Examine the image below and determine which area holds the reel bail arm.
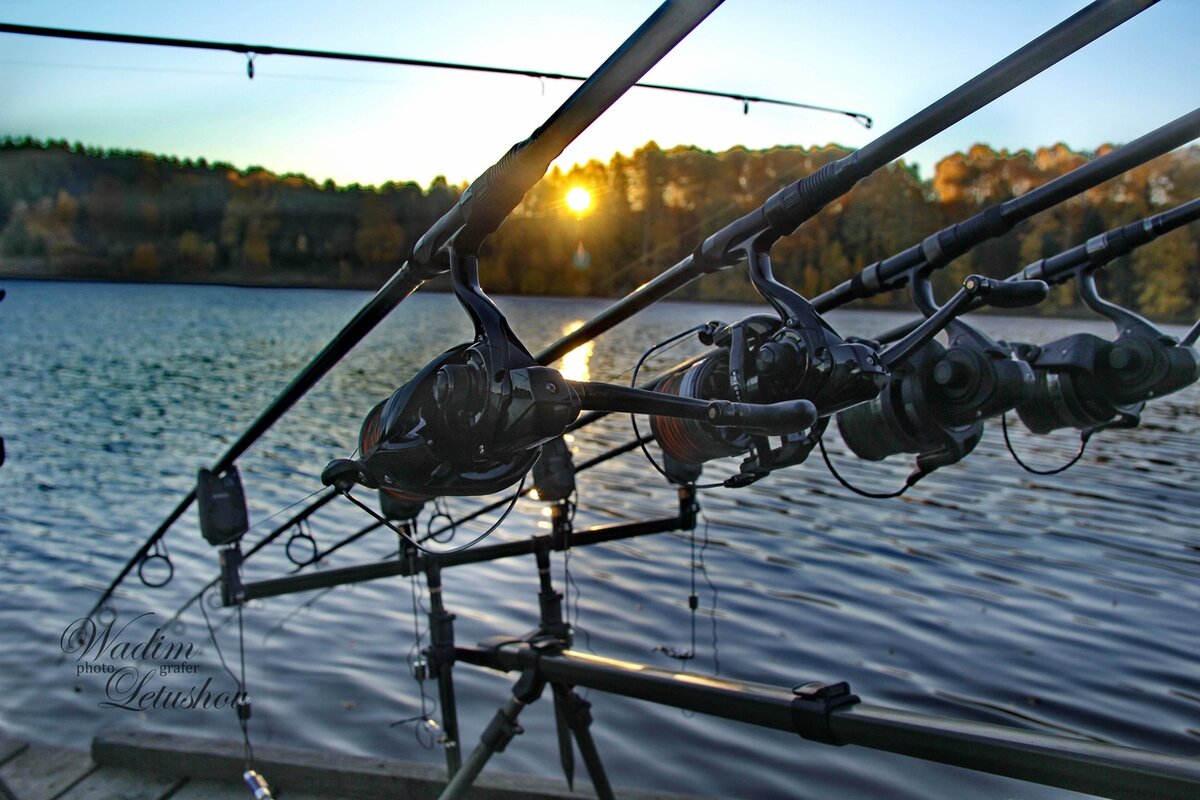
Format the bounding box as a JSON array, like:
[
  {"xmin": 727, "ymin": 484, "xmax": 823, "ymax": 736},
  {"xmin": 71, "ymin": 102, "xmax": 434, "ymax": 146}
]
[{"xmin": 879, "ymin": 273, "xmax": 1047, "ymax": 370}]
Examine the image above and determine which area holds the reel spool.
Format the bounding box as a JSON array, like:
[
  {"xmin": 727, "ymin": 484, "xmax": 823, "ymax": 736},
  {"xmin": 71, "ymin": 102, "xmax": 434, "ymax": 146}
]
[
  {"xmin": 650, "ymin": 353, "xmax": 753, "ymax": 466},
  {"xmin": 836, "ymin": 340, "xmax": 986, "ymax": 475},
  {"xmin": 836, "ymin": 272, "xmax": 1044, "ymax": 477}
]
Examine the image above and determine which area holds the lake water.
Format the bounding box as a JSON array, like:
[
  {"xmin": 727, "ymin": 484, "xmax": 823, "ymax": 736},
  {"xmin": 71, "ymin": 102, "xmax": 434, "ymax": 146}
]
[{"xmin": 1, "ymin": 280, "xmax": 1197, "ymax": 799}]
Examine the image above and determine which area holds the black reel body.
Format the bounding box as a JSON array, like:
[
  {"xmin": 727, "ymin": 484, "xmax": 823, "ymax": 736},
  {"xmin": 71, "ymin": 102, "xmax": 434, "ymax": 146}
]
[
  {"xmin": 837, "ymin": 340, "xmax": 985, "ymax": 474},
  {"xmin": 741, "ymin": 249, "xmax": 888, "ymax": 418},
  {"xmin": 1014, "ymin": 267, "xmax": 1199, "ymax": 434},
  {"xmin": 836, "ymin": 265, "xmax": 1042, "ymax": 476},
  {"xmin": 648, "ymin": 318, "xmax": 882, "ymax": 478},
  {"xmin": 1013, "ymin": 329, "xmax": 1196, "ymax": 433},
  {"xmin": 334, "ymin": 251, "xmax": 581, "ymax": 499},
  {"xmin": 355, "ymin": 347, "xmax": 555, "ymax": 499}
]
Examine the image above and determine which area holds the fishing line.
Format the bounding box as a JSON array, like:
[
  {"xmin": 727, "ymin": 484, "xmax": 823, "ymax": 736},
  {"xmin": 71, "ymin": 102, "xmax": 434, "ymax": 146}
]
[
  {"xmin": 161, "ymin": 490, "xmax": 336, "ymax": 632},
  {"xmin": 333, "ymin": 477, "xmax": 524, "ymax": 557},
  {"xmin": 235, "ymin": 605, "xmax": 255, "ymax": 769},
  {"xmin": 262, "ymin": 586, "xmax": 335, "ymax": 644},
  {"xmin": 697, "ymin": 510, "xmax": 720, "ymax": 677},
  {"xmin": 286, "ymin": 521, "xmax": 383, "ymax": 574},
  {"xmin": 392, "ymin": 552, "xmax": 441, "ymax": 749},
  {"xmin": 631, "ymin": 324, "xmax": 726, "ymax": 489},
  {"xmin": 0, "ymin": 58, "xmax": 244, "ymax": 79},
  {"xmin": 595, "ymin": 321, "xmax": 709, "ymax": 387},
  {"xmin": 1001, "ymin": 413, "xmax": 1087, "ymax": 475},
  {"xmin": 198, "ymin": 587, "xmax": 255, "ymax": 769},
  {"xmin": 246, "ymin": 486, "xmax": 328, "ymax": 537},
  {"xmin": 657, "ymin": 509, "xmax": 721, "ymax": 674},
  {"xmin": 560, "ymin": 496, "xmax": 594, "ymax": 655},
  {"xmin": 817, "ymin": 424, "xmax": 920, "ymax": 499},
  {"xmin": 655, "ymin": 525, "xmax": 698, "ymax": 666},
  {"xmin": 164, "ymin": 580, "xmax": 216, "ymax": 634}
]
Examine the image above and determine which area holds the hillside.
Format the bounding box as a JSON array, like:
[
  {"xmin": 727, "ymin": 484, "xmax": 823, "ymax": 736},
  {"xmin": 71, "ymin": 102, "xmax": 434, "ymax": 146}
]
[{"xmin": 2, "ymin": 136, "xmax": 1197, "ymax": 317}]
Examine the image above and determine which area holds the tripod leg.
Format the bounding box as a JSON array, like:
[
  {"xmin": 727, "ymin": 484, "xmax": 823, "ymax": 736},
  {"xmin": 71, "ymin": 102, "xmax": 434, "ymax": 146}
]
[
  {"xmin": 559, "ymin": 687, "xmax": 614, "ymax": 800},
  {"xmin": 438, "ymin": 696, "xmax": 527, "ymax": 800},
  {"xmin": 434, "ymin": 657, "xmax": 462, "ymax": 775},
  {"xmin": 438, "ymin": 667, "xmax": 547, "ymax": 800},
  {"xmin": 425, "ymin": 562, "xmax": 463, "ymax": 776},
  {"xmin": 552, "ymin": 683, "xmax": 576, "ymax": 789}
]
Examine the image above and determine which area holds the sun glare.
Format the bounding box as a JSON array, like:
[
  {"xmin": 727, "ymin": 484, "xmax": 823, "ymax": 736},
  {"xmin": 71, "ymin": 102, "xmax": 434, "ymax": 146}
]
[{"xmin": 565, "ymin": 186, "xmax": 592, "ymax": 214}]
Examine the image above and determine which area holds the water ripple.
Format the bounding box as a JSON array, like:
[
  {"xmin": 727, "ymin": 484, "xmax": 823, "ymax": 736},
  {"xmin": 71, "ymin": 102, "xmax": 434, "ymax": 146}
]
[{"xmin": 1, "ymin": 283, "xmax": 1197, "ymax": 799}]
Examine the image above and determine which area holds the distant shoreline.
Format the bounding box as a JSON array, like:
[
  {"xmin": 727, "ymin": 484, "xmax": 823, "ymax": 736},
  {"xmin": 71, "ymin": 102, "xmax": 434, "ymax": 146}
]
[
  {"xmin": 0, "ymin": 273, "xmax": 1138, "ymax": 325},
  {"xmin": 5, "ymin": 138, "xmax": 1197, "ymax": 323}
]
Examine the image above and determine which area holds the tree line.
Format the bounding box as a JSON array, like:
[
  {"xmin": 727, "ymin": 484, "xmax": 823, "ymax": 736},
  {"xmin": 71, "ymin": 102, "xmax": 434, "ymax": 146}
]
[{"xmin": 1, "ymin": 135, "xmax": 1197, "ymax": 319}]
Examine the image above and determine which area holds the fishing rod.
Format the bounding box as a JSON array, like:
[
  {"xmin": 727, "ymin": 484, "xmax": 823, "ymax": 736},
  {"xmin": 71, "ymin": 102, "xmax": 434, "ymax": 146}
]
[
  {"xmin": 83, "ymin": 0, "xmax": 723, "ymax": 622},
  {"xmin": 824, "ymin": 133, "xmax": 1200, "ymax": 481},
  {"xmin": 324, "ymin": 0, "xmax": 1165, "ymax": 501},
  {"xmin": 844, "ymin": 198, "xmax": 1200, "ymax": 475},
  {"xmin": 566, "ymin": 102, "xmax": 1200, "ymax": 488},
  {"xmin": 873, "ymin": 196, "xmax": 1200, "ymax": 345},
  {"xmin": 0, "ymin": 22, "xmax": 871, "ymax": 126},
  {"xmin": 811, "ymin": 121, "xmax": 1200, "ymax": 314},
  {"xmin": 535, "ymin": 0, "xmax": 1158, "ymax": 366}
]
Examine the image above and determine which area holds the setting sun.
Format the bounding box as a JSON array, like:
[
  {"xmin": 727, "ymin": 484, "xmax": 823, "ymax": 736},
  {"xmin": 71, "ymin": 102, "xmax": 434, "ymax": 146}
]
[{"xmin": 565, "ymin": 186, "xmax": 592, "ymax": 214}]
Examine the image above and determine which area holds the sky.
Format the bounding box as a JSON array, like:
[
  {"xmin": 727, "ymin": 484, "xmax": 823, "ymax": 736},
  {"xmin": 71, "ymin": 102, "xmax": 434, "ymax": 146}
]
[{"xmin": 1, "ymin": 0, "xmax": 1198, "ymax": 189}]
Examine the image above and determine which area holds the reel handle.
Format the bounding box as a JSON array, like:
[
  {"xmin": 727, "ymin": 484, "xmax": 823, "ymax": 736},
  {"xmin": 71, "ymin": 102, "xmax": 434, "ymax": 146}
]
[
  {"xmin": 974, "ymin": 277, "xmax": 1048, "ymax": 309},
  {"xmin": 883, "ymin": 275, "xmax": 1047, "ymax": 369},
  {"xmin": 707, "ymin": 398, "xmax": 818, "ymax": 435},
  {"xmin": 574, "ymin": 382, "xmax": 817, "ymax": 436}
]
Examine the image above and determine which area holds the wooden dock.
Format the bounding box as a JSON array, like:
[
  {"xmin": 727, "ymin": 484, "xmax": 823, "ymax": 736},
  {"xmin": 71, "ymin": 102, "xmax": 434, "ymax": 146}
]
[{"xmin": 0, "ymin": 730, "xmax": 711, "ymax": 800}]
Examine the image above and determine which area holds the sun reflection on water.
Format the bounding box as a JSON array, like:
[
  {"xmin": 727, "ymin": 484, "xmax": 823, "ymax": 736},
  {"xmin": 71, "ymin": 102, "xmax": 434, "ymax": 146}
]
[{"xmin": 557, "ymin": 320, "xmax": 594, "ymax": 382}]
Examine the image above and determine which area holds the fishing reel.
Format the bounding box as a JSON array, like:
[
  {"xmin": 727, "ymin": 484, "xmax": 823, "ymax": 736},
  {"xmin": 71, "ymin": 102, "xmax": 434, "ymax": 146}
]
[
  {"xmin": 836, "ymin": 269, "xmax": 1047, "ymax": 478},
  {"xmin": 323, "ymin": 249, "xmax": 818, "ymax": 499},
  {"xmin": 336, "ymin": 251, "xmax": 579, "ymax": 500},
  {"xmin": 644, "ymin": 248, "xmax": 1038, "ymax": 484},
  {"xmin": 647, "ymin": 249, "xmax": 888, "ymax": 484},
  {"xmin": 1012, "ymin": 266, "xmax": 1200, "ymax": 435}
]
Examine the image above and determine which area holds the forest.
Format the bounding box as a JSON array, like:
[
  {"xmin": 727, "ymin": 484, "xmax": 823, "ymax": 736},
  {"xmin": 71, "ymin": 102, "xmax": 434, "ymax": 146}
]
[{"xmin": 1, "ymin": 135, "xmax": 1197, "ymax": 318}]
